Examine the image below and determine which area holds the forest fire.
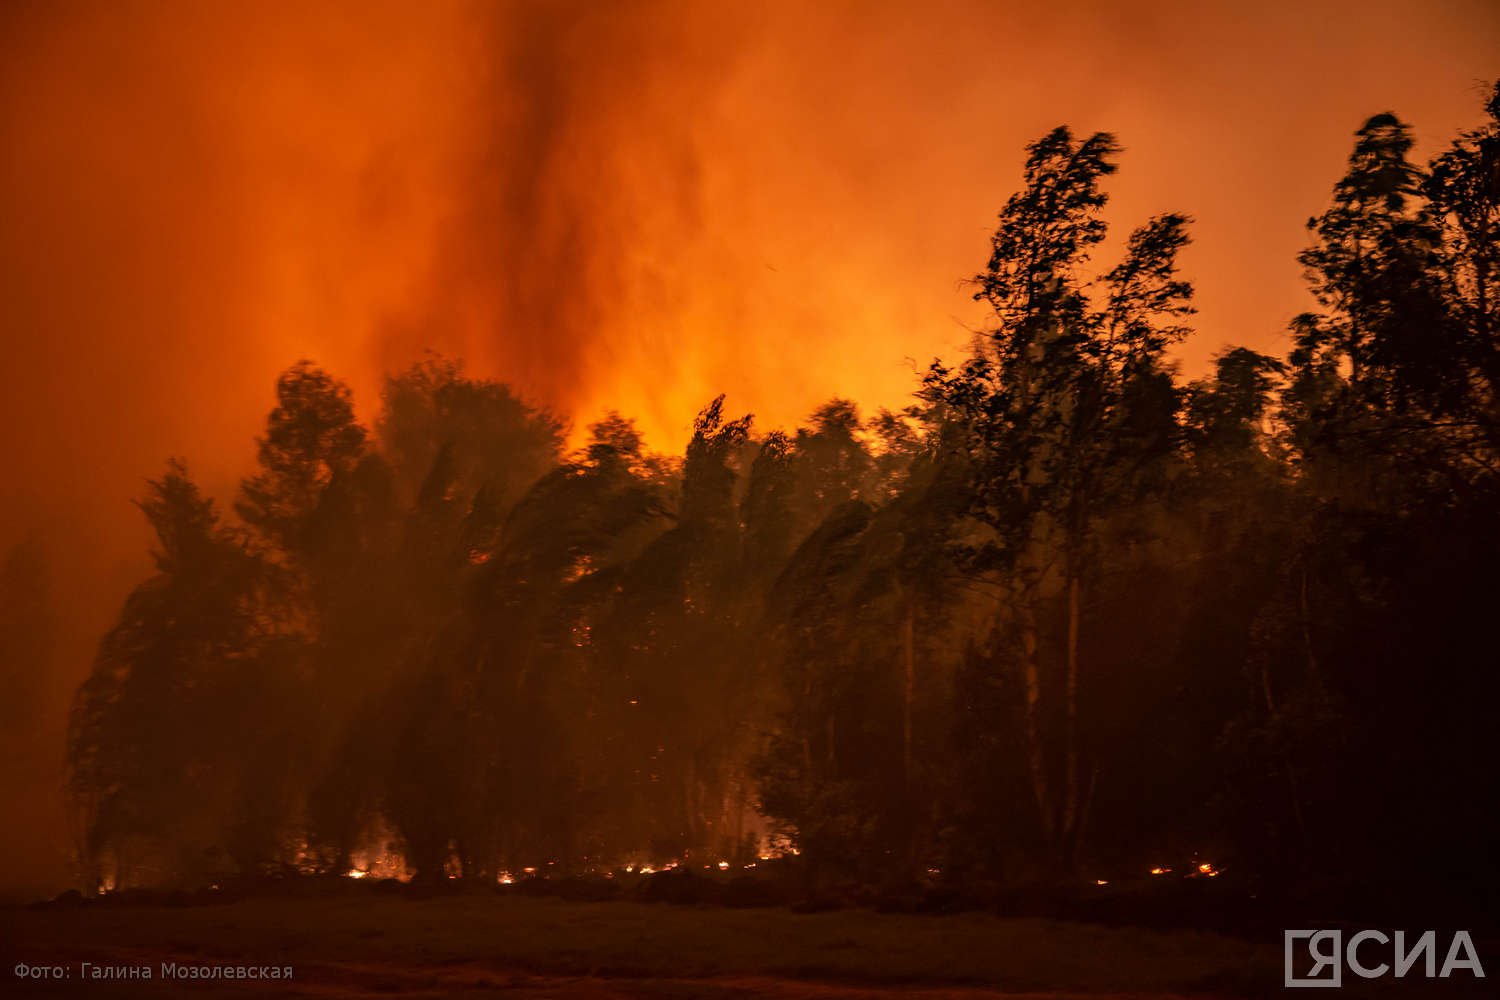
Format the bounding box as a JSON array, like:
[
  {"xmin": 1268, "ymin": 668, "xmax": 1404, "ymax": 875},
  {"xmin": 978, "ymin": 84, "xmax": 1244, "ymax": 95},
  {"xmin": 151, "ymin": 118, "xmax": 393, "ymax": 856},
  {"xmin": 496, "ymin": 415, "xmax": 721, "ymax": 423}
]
[
  {"xmin": 41, "ymin": 81, "xmax": 1500, "ymax": 910},
  {"xmin": 2, "ymin": 5, "xmax": 1498, "ymax": 998}
]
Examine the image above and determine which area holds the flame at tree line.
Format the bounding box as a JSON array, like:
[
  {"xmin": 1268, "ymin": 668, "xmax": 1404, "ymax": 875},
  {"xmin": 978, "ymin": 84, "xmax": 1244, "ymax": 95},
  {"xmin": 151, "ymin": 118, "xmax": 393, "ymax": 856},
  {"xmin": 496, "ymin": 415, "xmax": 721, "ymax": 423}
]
[{"xmin": 48, "ymin": 83, "xmax": 1500, "ymax": 907}]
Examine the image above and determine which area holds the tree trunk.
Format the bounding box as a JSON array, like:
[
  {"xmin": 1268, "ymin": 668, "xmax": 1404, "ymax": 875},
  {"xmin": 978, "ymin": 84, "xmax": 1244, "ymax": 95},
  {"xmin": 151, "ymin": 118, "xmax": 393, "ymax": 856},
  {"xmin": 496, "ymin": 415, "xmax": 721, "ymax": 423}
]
[
  {"xmin": 901, "ymin": 594, "xmax": 915, "ymax": 791},
  {"xmin": 1019, "ymin": 587, "xmax": 1052, "ymax": 842},
  {"xmin": 1060, "ymin": 569, "xmax": 1081, "ymax": 872}
]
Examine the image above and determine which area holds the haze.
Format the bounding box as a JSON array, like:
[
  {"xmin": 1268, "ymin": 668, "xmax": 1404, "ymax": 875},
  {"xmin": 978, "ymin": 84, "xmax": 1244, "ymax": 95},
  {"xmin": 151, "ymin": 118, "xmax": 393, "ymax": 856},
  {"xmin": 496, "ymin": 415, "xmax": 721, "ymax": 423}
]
[{"xmin": 0, "ymin": 0, "xmax": 1496, "ymax": 898}]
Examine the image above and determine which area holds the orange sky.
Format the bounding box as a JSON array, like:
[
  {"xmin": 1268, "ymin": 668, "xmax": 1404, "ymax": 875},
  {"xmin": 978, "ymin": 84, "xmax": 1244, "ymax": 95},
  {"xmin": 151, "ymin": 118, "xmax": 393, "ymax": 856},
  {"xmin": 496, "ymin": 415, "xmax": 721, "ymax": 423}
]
[{"xmin": 0, "ymin": 0, "xmax": 1497, "ymax": 894}]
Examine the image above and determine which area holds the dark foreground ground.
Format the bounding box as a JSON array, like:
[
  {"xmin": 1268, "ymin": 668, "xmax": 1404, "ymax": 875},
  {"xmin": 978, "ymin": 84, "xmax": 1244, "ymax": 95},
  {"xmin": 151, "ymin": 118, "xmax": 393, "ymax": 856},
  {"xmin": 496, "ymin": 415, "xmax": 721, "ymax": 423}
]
[{"xmin": 0, "ymin": 892, "xmax": 1488, "ymax": 998}]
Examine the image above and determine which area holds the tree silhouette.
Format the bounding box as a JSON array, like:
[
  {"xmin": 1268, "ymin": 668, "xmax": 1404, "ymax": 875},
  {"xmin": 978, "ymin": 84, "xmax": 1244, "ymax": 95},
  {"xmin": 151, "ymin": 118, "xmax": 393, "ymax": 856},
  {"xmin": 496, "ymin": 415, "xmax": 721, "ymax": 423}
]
[{"xmin": 63, "ymin": 83, "xmax": 1500, "ymax": 914}]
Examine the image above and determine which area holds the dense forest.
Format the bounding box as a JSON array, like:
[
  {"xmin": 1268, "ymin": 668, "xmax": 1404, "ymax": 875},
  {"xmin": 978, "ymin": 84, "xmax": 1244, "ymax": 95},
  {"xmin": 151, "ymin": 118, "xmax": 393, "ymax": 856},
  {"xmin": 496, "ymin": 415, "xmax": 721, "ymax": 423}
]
[{"xmin": 63, "ymin": 83, "xmax": 1499, "ymax": 909}]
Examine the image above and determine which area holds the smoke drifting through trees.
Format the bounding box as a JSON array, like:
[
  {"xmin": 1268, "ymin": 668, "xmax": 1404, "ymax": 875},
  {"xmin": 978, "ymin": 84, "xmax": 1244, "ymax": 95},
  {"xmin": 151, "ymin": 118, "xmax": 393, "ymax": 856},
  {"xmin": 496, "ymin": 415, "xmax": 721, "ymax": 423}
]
[
  {"xmin": 4, "ymin": 6, "xmax": 1497, "ymax": 899},
  {"xmin": 65, "ymin": 90, "xmax": 1500, "ymax": 905}
]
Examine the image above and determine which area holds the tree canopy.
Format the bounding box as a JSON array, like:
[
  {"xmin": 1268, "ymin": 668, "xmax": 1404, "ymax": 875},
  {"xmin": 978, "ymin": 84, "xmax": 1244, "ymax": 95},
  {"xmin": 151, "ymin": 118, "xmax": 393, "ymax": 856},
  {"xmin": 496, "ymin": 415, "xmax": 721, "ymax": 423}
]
[{"xmin": 67, "ymin": 84, "xmax": 1500, "ymax": 913}]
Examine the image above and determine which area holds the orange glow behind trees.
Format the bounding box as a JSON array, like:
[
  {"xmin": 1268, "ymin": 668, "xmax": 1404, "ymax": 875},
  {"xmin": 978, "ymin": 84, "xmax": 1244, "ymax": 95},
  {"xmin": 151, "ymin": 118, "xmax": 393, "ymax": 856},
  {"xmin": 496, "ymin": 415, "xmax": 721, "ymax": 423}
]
[{"xmin": 1, "ymin": 0, "xmax": 1498, "ymax": 897}]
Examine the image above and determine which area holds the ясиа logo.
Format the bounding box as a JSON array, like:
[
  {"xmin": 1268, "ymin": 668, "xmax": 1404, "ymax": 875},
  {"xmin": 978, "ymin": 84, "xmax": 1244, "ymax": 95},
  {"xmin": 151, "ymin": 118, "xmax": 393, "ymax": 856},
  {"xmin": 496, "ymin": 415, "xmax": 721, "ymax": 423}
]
[{"xmin": 1284, "ymin": 929, "xmax": 1486, "ymax": 987}]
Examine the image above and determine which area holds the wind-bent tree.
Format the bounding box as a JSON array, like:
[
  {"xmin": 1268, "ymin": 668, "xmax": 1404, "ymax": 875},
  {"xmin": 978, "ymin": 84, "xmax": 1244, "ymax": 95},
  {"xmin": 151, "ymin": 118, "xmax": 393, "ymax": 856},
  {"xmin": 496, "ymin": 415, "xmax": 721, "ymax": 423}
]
[
  {"xmin": 1426, "ymin": 81, "xmax": 1500, "ymax": 454},
  {"xmin": 1242, "ymin": 94, "xmax": 1500, "ymax": 893},
  {"xmin": 754, "ymin": 399, "xmax": 968, "ymax": 881},
  {"xmin": 63, "ymin": 84, "xmax": 1500, "ymax": 911},
  {"xmin": 926, "ymin": 126, "xmax": 1193, "ymax": 874}
]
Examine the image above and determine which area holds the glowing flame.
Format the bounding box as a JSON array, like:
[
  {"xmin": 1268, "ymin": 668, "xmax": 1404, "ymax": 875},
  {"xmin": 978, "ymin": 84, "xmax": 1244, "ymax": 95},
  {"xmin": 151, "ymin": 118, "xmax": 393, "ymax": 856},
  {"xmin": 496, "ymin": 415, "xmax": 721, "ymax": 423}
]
[
  {"xmin": 498, "ymin": 872, "xmax": 515, "ymax": 885},
  {"xmin": 345, "ymin": 836, "xmax": 410, "ymax": 881},
  {"xmin": 717, "ymin": 861, "xmax": 729, "ymax": 870},
  {"xmin": 1095, "ymin": 879, "xmax": 1109, "ymax": 886},
  {"xmin": 1151, "ymin": 866, "xmax": 1172, "ymax": 875},
  {"xmin": 564, "ymin": 555, "xmax": 594, "ymax": 583}
]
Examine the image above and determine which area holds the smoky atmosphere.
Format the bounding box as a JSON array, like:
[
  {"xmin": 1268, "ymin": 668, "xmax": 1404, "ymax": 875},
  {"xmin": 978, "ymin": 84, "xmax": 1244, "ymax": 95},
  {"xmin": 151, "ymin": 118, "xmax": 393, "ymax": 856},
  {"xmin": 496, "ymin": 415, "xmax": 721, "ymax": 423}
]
[{"xmin": 2, "ymin": 1, "xmax": 1498, "ymax": 997}]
